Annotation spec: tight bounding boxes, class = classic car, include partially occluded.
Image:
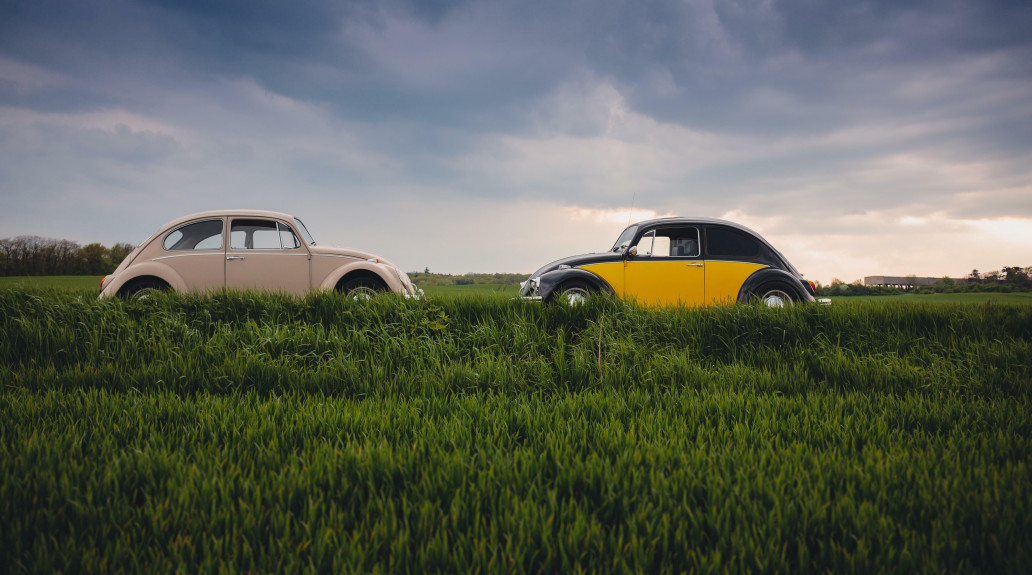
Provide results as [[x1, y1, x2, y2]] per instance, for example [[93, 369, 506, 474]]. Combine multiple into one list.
[[99, 210, 420, 299], [520, 217, 822, 307]]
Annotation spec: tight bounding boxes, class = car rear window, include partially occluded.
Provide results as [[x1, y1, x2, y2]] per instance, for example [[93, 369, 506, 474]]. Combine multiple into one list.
[[706, 227, 760, 258], [163, 219, 224, 251]]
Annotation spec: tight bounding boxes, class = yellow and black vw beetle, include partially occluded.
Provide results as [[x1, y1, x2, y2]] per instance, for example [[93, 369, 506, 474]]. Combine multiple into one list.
[[520, 217, 820, 307]]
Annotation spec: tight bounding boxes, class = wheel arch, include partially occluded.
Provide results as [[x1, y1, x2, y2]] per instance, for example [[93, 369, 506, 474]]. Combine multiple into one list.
[[102, 262, 186, 298], [538, 268, 615, 301], [319, 261, 400, 293], [736, 268, 812, 303]]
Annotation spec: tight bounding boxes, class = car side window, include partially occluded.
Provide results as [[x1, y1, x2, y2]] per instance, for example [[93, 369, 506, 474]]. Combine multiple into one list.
[[231, 219, 303, 249], [231, 219, 280, 250], [706, 227, 759, 257], [162, 219, 224, 251], [634, 227, 699, 258]]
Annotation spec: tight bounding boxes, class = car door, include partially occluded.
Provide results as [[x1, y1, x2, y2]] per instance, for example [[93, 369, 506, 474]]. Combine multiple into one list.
[[154, 217, 226, 292], [225, 218, 311, 295], [623, 226, 705, 306]]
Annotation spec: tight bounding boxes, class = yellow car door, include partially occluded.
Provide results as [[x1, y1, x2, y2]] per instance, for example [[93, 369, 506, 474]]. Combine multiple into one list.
[[623, 226, 705, 306]]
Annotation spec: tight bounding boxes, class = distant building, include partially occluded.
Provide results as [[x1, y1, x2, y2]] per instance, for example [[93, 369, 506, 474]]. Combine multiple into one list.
[[864, 276, 968, 288]]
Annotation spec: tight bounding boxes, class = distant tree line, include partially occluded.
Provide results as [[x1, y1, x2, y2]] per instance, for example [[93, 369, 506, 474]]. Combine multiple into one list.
[[816, 266, 1032, 296], [0, 236, 135, 276], [408, 272, 527, 287]]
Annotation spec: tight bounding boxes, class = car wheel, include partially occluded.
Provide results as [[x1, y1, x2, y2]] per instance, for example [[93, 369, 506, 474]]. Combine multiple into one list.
[[754, 283, 796, 308], [124, 278, 169, 301], [554, 281, 593, 305], [340, 276, 387, 300]]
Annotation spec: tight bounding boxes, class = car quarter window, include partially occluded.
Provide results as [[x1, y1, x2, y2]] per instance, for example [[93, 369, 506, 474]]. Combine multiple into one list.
[[278, 222, 301, 249], [162, 219, 224, 251], [632, 230, 656, 256], [634, 227, 699, 258], [706, 227, 760, 257]]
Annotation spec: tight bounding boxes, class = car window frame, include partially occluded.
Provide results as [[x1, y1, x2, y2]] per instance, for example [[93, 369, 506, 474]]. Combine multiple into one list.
[[161, 218, 226, 252], [631, 226, 701, 259], [228, 217, 310, 252]]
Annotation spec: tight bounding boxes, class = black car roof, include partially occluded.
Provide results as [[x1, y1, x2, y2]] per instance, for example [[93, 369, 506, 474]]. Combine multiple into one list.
[[632, 216, 759, 235], [629, 216, 801, 276]]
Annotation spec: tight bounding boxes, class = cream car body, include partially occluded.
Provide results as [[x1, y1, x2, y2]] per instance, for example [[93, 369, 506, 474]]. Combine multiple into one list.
[[99, 210, 419, 298]]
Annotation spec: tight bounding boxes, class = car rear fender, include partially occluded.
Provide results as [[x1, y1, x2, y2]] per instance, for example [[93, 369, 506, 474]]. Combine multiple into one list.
[[737, 268, 814, 303], [102, 262, 187, 297], [318, 261, 403, 293], [538, 268, 615, 301]]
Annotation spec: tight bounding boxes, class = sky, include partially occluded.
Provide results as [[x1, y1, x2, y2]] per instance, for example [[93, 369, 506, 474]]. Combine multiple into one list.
[[1, 0, 1031, 282]]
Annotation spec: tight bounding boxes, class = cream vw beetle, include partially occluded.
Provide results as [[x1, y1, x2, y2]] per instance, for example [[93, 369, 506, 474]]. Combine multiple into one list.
[[99, 210, 420, 299]]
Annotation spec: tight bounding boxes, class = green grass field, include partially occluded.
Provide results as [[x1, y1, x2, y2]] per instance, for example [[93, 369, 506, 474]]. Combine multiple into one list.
[[829, 292, 1032, 304], [1, 286, 1029, 572], [421, 283, 520, 297], [5, 275, 1032, 305], [0, 275, 104, 290]]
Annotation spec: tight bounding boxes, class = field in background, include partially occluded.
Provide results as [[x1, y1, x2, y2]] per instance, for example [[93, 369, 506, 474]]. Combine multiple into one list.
[[1, 288, 1029, 572], [829, 292, 1032, 304], [3, 275, 1032, 304], [0, 275, 103, 290]]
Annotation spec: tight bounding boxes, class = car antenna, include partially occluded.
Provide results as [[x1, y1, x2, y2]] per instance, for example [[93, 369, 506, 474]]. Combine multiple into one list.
[[627, 191, 637, 225]]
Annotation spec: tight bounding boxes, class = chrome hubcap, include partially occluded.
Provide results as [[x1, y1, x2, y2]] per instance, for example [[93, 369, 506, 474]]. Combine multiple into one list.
[[131, 288, 157, 301], [563, 288, 589, 305], [350, 287, 378, 301], [761, 290, 792, 308]]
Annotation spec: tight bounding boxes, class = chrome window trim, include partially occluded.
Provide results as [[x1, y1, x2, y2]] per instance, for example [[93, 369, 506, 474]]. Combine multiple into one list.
[[161, 218, 225, 252], [152, 252, 226, 261], [220, 252, 312, 257], [705, 260, 771, 268], [311, 253, 363, 260]]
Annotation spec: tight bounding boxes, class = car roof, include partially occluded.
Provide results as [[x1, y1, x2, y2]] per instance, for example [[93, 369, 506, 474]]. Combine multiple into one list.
[[630, 216, 761, 236], [160, 209, 297, 230]]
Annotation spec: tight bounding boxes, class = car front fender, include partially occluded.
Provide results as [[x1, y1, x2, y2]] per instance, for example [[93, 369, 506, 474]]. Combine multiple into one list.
[[736, 268, 814, 303], [318, 261, 404, 293], [100, 261, 187, 297], [537, 268, 615, 301]]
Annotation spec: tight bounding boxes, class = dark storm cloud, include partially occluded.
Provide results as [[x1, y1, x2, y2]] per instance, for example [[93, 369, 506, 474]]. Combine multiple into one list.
[[5, 0, 1027, 137], [569, 0, 1032, 134], [1, 0, 1031, 245]]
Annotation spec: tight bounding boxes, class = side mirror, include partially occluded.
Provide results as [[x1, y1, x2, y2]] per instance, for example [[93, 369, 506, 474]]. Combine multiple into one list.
[[627, 246, 637, 257]]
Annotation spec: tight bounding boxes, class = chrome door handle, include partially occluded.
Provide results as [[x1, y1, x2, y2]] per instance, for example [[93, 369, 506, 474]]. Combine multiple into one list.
[[226, 256, 245, 261], [685, 262, 703, 267]]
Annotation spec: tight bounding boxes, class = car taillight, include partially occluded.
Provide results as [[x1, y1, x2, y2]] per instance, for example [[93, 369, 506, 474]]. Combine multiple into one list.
[[807, 280, 816, 294], [100, 277, 106, 289]]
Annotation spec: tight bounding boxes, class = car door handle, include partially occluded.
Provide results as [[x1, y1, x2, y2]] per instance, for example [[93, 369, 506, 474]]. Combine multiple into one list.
[[226, 256, 245, 261], [685, 262, 703, 267]]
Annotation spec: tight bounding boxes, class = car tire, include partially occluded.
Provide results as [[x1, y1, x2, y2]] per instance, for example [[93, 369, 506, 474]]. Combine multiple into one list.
[[339, 275, 387, 300], [753, 282, 796, 308], [552, 280, 593, 306], [123, 278, 169, 301]]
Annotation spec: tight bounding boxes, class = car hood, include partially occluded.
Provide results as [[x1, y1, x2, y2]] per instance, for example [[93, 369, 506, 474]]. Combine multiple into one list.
[[310, 245, 397, 267], [529, 252, 623, 279]]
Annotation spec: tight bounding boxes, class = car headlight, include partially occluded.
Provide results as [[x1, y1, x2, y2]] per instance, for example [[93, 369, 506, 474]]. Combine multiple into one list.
[[522, 276, 540, 296]]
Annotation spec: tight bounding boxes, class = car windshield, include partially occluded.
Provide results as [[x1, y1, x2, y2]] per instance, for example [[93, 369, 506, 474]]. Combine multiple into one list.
[[611, 225, 638, 252], [294, 218, 316, 246]]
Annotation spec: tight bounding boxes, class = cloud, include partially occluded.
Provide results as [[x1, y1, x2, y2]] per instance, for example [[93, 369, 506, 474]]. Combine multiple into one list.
[[0, 0, 1031, 282]]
